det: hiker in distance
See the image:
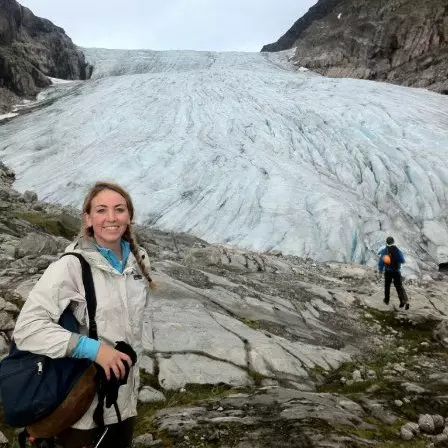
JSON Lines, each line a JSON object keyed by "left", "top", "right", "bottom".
{"left": 12, "top": 182, "right": 154, "bottom": 448}
{"left": 378, "top": 236, "right": 409, "bottom": 310}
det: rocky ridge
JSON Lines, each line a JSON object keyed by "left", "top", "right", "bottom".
{"left": 0, "top": 0, "right": 91, "bottom": 112}
{"left": 2, "top": 161, "right": 448, "bottom": 446}
{"left": 262, "top": 0, "right": 448, "bottom": 94}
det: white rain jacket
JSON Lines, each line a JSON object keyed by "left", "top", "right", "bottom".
{"left": 13, "top": 236, "right": 151, "bottom": 430}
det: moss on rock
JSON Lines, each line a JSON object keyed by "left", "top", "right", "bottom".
{"left": 13, "top": 211, "right": 80, "bottom": 239}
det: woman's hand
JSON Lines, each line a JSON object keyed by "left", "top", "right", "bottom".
{"left": 95, "top": 343, "right": 132, "bottom": 381}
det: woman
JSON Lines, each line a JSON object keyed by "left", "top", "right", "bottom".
{"left": 13, "top": 181, "right": 153, "bottom": 448}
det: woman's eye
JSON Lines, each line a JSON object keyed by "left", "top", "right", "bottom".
{"left": 97, "top": 209, "right": 106, "bottom": 214}
{"left": 116, "top": 208, "right": 126, "bottom": 213}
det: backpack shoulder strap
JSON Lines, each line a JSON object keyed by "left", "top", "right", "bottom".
{"left": 60, "top": 252, "right": 98, "bottom": 340}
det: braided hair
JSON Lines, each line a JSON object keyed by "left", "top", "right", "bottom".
{"left": 80, "top": 181, "right": 154, "bottom": 286}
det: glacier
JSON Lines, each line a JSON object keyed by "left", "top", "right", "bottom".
{"left": 1, "top": 48, "right": 448, "bottom": 274}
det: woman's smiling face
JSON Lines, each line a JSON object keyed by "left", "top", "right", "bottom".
{"left": 84, "top": 189, "right": 131, "bottom": 248}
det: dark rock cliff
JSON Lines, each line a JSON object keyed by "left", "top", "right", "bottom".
{"left": 262, "top": 0, "right": 448, "bottom": 94}
{"left": 0, "top": 0, "right": 92, "bottom": 111}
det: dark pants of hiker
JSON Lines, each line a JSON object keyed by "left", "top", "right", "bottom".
{"left": 384, "top": 271, "right": 408, "bottom": 305}
{"left": 56, "top": 417, "right": 135, "bottom": 448}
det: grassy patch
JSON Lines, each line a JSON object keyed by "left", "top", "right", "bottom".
{"left": 13, "top": 212, "right": 80, "bottom": 239}
{"left": 362, "top": 307, "right": 437, "bottom": 347}
{"left": 332, "top": 417, "right": 427, "bottom": 447}
{"left": 247, "top": 369, "right": 264, "bottom": 386}
{"left": 397, "top": 393, "right": 448, "bottom": 421}
{"left": 314, "top": 355, "right": 399, "bottom": 395}
{"left": 135, "top": 383, "right": 246, "bottom": 439}
{"left": 139, "top": 368, "right": 160, "bottom": 390}
{"left": 338, "top": 417, "right": 401, "bottom": 440}
{"left": 240, "top": 318, "right": 260, "bottom": 330}
{"left": 312, "top": 304, "right": 448, "bottom": 444}
{"left": 169, "top": 419, "right": 313, "bottom": 448}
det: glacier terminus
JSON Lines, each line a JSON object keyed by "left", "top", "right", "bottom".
{"left": 1, "top": 48, "right": 447, "bottom": 275}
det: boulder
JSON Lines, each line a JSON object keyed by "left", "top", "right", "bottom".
{"left": 15, "top": 232, "right": 67, "bottom": 258}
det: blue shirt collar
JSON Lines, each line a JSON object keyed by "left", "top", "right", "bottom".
{"left": 94, "top": 239, "right": 131, "bottom": 273}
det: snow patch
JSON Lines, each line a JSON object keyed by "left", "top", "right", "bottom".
{"left": 49, "top": 77, "right": 77, "bottom": 85}
{"left": 0, "top": 112, "right": 18, "bottom": 121}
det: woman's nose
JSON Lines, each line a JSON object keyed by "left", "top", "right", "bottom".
{"left": 106, "top": 210, "right": 116, "bottom": 221}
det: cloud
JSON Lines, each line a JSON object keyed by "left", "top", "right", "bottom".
{"left": 18, "top": 0, "right": 317, "bottom": 51}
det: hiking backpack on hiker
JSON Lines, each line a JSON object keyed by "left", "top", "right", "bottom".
{"left": 383, "top": 246, "right": 400, "bottom": 271}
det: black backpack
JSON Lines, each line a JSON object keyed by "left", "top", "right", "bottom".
{"left": 386, "top": 245, "right": 400, "bottom": 271}
{"left": 0, "top": 253, "right": 98, "bottom": 430}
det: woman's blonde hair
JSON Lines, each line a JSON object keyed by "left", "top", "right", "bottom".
{"left": 81, "top": 181, "right": 153, "bottom": 286}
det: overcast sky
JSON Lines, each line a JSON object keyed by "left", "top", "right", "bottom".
{"left": 18, "top": 0, "right": 318, "bottom": 52}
